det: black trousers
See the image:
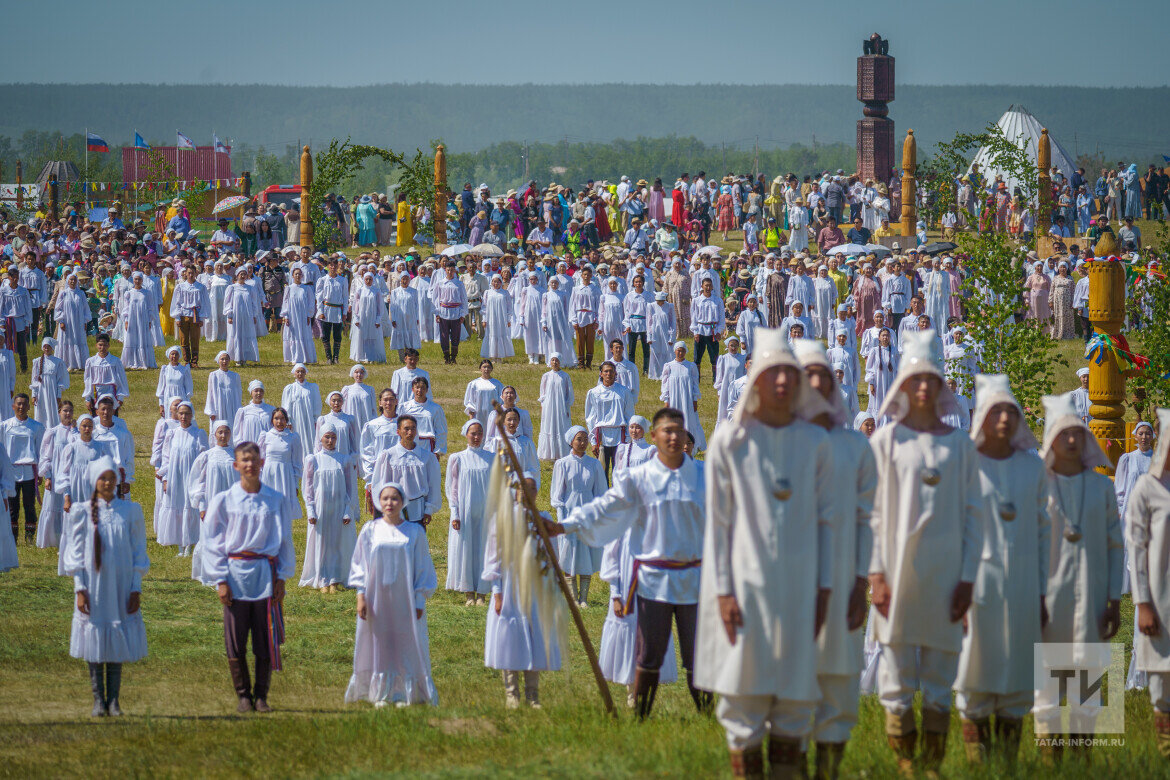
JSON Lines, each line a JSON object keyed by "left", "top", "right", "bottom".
{"left": 635, "top": 596, "right": 697, "bottom": 673}
{"left": 438, "top": 317, "right": 462, "bottom": 358}
{"left": 627, "top": 331, "right": 649, "bottom": 374}
{"left": 890, "top": 312, "right": 905, "bottom": 330}
{"left": 224, "top": 600, "right": 272, "bottom": 700}
{"left": 600, "top": 444, "right": 617, "bottom": 485}
{"left": 9, "top": 478, "right": 36, "bottom": 537}
{"left": 30, "top": 308, "right": 42, "bottom": 340}
{"left": 694, "top": 334, "right": 719, "bottom": 378}
{"left": 319, "top": 321, "right": 342, "bottom": 360}
{"left": 14, "top": 328, "right": 27, "bottom": 371}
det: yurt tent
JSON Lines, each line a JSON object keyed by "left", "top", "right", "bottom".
{"left": 968, "top": 105, "right": 1075, "bottom": 197}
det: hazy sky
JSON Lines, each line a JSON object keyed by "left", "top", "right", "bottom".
{"left": 8, "top": 0, "right": 1163, "bottom": 87}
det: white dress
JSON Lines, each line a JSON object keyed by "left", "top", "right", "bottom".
{"left": 223, "top": 283, "right": 260, "bottom": 363}
{"left": 349, "top": 285, "right": 387, "bottom": 363}
{"left": 479, "top": 288, "right": 515, "bottom": 359}
{"left": 149, "top": 418, "right": 178, "bottom": 534}
{"left": 53, "top": 287, "right": 91, "bottom": 370}
{"left": 203, "top": 369, "right": 242, "bottom": 423}
{"left": 280, "top": 284, "right": 317, "bottom": 364}
{"left": 157, "top": 424, "right": 208, "bottom": 547}
{"left": 36, "top": 423, "right": 76, "bottom": 550}
{"left": 187, "top": 445, "right": 237, "bottom": 585}
{"left": 205, "top": 275, "right": 230, "bottom": 341}
{"left": 30, "top": 355, "right": 70, "bottom": 427}
{"left": 120, "top": 288, "right": 158, "bottom": 368}
{"left": 482, "top": 509, "right": 561, "bottom": 671}
{"left": 346, "top": 519, "right": 438, "bottom": 705}
{"left": 659, "top": 359, "right": 705, "bottom": 452}
{"left": 647, "top": 303, "right": 677, "bottom": 380}
{"left": 463, "top": 377, "right": 503, "bottom": 429}
{"left": 281, "top": 380, "right": 322, "bottom": 445}
{"left": 155, "top": 364, "right": 193, "bottom": 408}
{"left": 259, "top": 428, "right": 304, "bottom": 522}
{"left": 552, "top": 453, "right": 609, "bottom": 576}
{"left": 301, "top": 450, "right": 358, "bottom": 588}
{"left": 388, "top": 287, "right": 421, "bottom": 351}
{"left": 64, "top": 498, "right": 149, "bottom": 663}
{"left": 520, "top": 286, "right": 544, "bottom": 356}
{"left": 341, "top": 384, "right": 376, "bottom": 433}
{"left": 231, "top": 402, "right": 273, "bottom": 446}
{"left": 444, "top": 445, "right": 493, "bottom": 593}
{"left": 541, "top": 290, "right": 577, "bottom": 368}
{"left": 537, "top": 370, "right": 574, "bottom": 461}
{"left": 713, "top": 353, "right": 745, "bottom": 427}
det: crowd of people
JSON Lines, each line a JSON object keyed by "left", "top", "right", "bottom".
{"left": 0, "top": 168, "right": 1167, "bottom": 778}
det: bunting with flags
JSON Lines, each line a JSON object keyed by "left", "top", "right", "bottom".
{"left": 176, "top": 130, "right": 195, "bottom": 150}
{"left": 86, "top": 132, "right": 109, "bottom": 152}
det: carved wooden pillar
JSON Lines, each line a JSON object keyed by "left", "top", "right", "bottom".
{"left": 299, "top": 145, "right": 313, "bottom": 248}
{"left": 14, "top": 160, "right": 22, "bottom": 210}
{"left": 434, "top": 144, "right": 447, "bottom": 251}
{"left": 1036, "top": 129, "right": 1052, "bottom": 238}
{"left": 48, "top": 177, "right": 58, "bottom": 223}
{"left": 900, "top": 130, "right": 916, "bottom": 237}
{"left": 1086, "top": 254, "right": 1126, "bottom": 473}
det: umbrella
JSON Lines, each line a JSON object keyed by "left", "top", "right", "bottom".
{"left": 695, "top": 245, "right": 723, "bottom": 256}
{"left": 826, "top": 243, "right": 869, "bottom": 256}
{"left": 920, "top": 241, "right": 959, "bottom": 256}
{"left": 440, "top": 243, "right": 473, "bottom": 257}
{"left": 471, "top": 242, "right": 505, "bottom": 257}
{"left": 212, "top": 195, "right": 249, "bottom": 215}
{"left": 862, "top": 243, "right": 894, "bottom": 258}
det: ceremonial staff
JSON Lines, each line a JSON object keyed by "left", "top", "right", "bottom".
{"left": 489, "top": 399, "right": 616, "bottom": 716}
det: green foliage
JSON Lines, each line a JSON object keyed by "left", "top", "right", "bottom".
{"left": 1126, "top": 221, "right": 1170, "bottom": 417}
{"left": 924, "top": 124, "right": 1064, "bottom": 428}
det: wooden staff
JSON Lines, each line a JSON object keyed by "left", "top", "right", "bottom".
{"left": 489, "top": 399, "right": 616, "bottom": 717}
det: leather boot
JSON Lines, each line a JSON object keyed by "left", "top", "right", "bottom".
{"left": 766, "top": 737, "right": 804, "bottom": 780}
{"left": 253, "top": 656, "right": 272, "bottom": 712}
{"left": 994, "top": 716, "right": 1023, "bottom": 762}
{"left": 920, "top": 708, "right": 950, "bottom": 776}
{"left": 1156, "top": 712, "right": 1170, "bottom": 759}
{"left": 960, "top": 717, "right": 990, "bottom": 763}
{"left": 228, "top": 658, "right": 253, "bottom": 712}
{"left": 884, "top": 709, "right": 915, "bottom": 778}
{"left": 523, "top": 671, "right": 541, "bottom": 709}
{"left": 685, "top": 671, "right": 714, "bottom": 715}
{"left": 89, "top": 663, "right": 107, "bottom": 717}
{"left": 503, "top": 670, "right": 521, "bottom": 709}
{"left": 105, "top": 663, "right": 123, "bottom": 716}
{"left": 632, "top": 667, "right": 659, "bottom": 721}
{"left": 729, "top": 746, "right": 765, "bottom": 780}
{"left": 814, "top": 742, "right": 844, "bottom": 780}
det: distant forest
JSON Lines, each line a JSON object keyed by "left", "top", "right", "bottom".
{"left": 2, "top": 81, "right": 1165, "bottom": 198}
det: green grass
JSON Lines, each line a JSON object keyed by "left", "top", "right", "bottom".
{"left": 0, "top": 269, "right": 1160, "bottom": 778}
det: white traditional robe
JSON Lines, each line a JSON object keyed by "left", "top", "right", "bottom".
{"left": 444, "top": 445, "right": 493, "bottom": 594}
{"left": 360, "top": 415, "right": 399, "bottom": 482}
{"left": 480, "top": 288, "right": 514, "bottom": 359}
{"left": 391, "top": 367, "right": 432, "bottom": 404}
{"left": 120, "top": 288, "right": 158, "bottom": 368}
{"left": 647, "top": 302, "right": 677, "bottom": 379}
{"left": 223, "top": 283, "right": 260, "bottom": 363}
{"left": 863, "top": 345, "right": 898, "bottom": 417}
{"left": 346, "top": 518, "right": 438, "bottom": 705}
{"left": 1128, "top": 473, "right": 1170, "bottom": 674}
{"left": 64, "top": 498, "right": 149, "bottom": 663}
{"left": 341, "top": 383, "right": 376, "bottom": 433}
{"left": 280, "top": 284, "right": 317, "bottom": 364}
{"left": 203, "top": 369, "right": 241, "bottom": 424}
{"left": 205, "top": 275, "right": 230, "bottom": 341}
{"left": 349, "top": 285, "right": 387, "bottom": 363}
{"left": 36, "top": 423, "right": 76, "bottom": 550}
{"left": 259, "top": 428, "right": 304, "bottom": 522}
{"left": 463, "top": 377, "right": 503, "bottom": 429}
{"left": 83, "top": 353, "right": 129, "bottom": 407}
{"left": 30, "top": 355, "right": 69, "bottom": 426}
{"left": 659, "top": 359, "right": 705, "bottom": 452}
{"left": 157, "top": 424, "right": 208, "bottom": 548}
{"left": 713, "top": 353, "right": 745, "bottom": 427}
{"left": 388, "top": 287, "right": 421, "bottom": 351}
{"left": 519, "top": 286, "right": 544, "bottom": 357}
{"left": 537, "top": 370, "right": 574, "bottom": 461}
{"left": 187, "top": 445, "right": 236, "bottom": 585}
{"left": 155, "top": 364, "right": 193, "bottom": 408}
{"left": 812, "top": 277, "right": 837, "bottom": 339}
{"left": 232, "top": 402, "right": 273, "bottom": 446}
{"left": 371, "top": 443, "right": 441, "bottom": 522}
{"left": 585, "top": 383, "right": 634, "bottom": 449}
{"left": 53, "top": 287, "right": 91, "bottom": 369}
{"left": 541, "top": 290, "right": 576, "bottom": 368}
{"left": 923, "top": 271, "right": 950, "bottom": 337}
{"left": 551, "top": 452, "right": 608, "bottom": 576}
{"left": 398, "top": 399, "right": 448, "bottom": 456}
{"left": 281, "top": 380, "right": 322, "bottom": 444}
{"left": 301, "top": 449, "right": 358, "bottom": 588}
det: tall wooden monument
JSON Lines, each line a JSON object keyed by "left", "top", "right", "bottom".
{"left": 856, "top": 33, "right": 895, "bottom": 185}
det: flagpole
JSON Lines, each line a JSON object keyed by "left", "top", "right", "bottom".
{"left": 213, "top": 130, "right": 218, "bottom": 207}
{"left": 133, "top": 130, "right": 138, "bottom": 215}
{"left": 84, "top": 127, "right": 89, "bottom": 212}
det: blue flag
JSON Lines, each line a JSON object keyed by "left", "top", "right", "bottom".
{"left": 134, "top": 132, "right": 150, "bottom": 150}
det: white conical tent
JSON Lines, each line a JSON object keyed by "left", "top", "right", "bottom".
{"left": 968, "top": 105, "right": 1076, "bottom": 197}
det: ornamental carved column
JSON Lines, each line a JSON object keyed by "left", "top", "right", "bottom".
{"left": 434, "top": 144, "right": 447, "bottom": 251}
{"left": 299, "top": 145, "right": 313, "bottom": 248}
{"left": 856, "top": 33, "right": 895, "bottom": 184}
{"left": 1086, "top": 249, "right": 1126, "bottom": 474}
{"left": 1036, "top": 129, "right": 1052, "bottom": 238}
{"left": 900, "top": 130, "right": 916, "bottom": 237}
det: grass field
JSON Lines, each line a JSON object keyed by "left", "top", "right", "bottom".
{"left": 0, "top": 233, "right": 1162, "bottom": 779}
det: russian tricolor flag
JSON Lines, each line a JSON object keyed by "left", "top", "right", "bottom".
{"left": 86, "top": 132, "right": 109, "bottom": 152}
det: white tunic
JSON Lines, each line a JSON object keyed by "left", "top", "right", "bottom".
{"left": 155, "top": 364, "right": 193, "bottom": 408}
{"left": 341, "top": 383, "right": 376, "bottom": 433}
{"left": 391, "top": 367, "right": 432, "bottom": 405}
{"left": 659, "top": 359, "right": 705, "bottom": 452}
{"left": 30, "top": 355, "right": 69, "bottom": 427}
{"left": 1042, "top": 470, "right": 1123, "bottom": 645}
{"left": 36, "top": 423, "right": 76, "bottom": 550}
{"left": 280, "top": 284, "right": 317, "bottom": 364}
{"left": 372, "top": 443, "right": 441, "bottom": 521}
{"left": 552, "top": 453, "right": 609, "bottom": 576}
{"left": 1128, "top": 473, "right": 1170, "bottom": 671}
{"left": 157, "top": 424, "right": 208, "bottom": 547}
{"left": 541, "top": 290, "right": 576, "bottom": 368}
{"left": 346, "top": 519, "right": 438, "bottom": 705}
{"left": 585, "top": 383, "right": 634, "bottom": 448}
{"left": 695, "top": 419, "right": 832, "bottom": 699}
{"left": 82, "top": 354, "right": 129, "bottom": 405}
{"left": 444, "top": 446, "right": 493, "bottom": 593}
{"left": 537, "top": 370, "right": 574, "bottom": 461}
{"left": 203, "top": 483, "right": 295, "bottom": 602}
{"left": 713, "top": 353, "right": 746, "bottom": 427}
{"left": 231, "top": 402, "right": 274, "bottom": 446}
{"left": 259, "top": 428, "right": 304, "bottom": 522}
{"left": 397, "top": 399, "right": 448, "bottom": 455}
{"left": 869, "top": 425, "right": 984, "bottom": 652}
{"left": 463, "top": 377, "right": 503, "bottom": 429}
{"left": 388, "top": 286, "right": 422, "bottom": 351}
{"left": 956, "top": 451, "right": 1050, "bottom": 695}
{"left": 64, "top": 498, "right": 149, "bottom": 663}
{"left": 281, "top": 380, "right": 322, "bottom": 444}
{"left": 480, "top": 288, "right": 515, "bottom": 359}
{"left": 359, "top": 415, "right": 399, "bottom": 481}
{"left": 94, "top": 418, "right": 135, "bottom": 485}
{"left": 223, "top": 283, "right": 260, "bottom": 363}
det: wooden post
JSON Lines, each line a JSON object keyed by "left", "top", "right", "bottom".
{"left": 1036, "top": 129, "right": 1052, "bottom": 238}
{"left": 299, "top": 146, "right": 313, "bottom": 248}
{"left": 900, "top": 129, "right": 916, "bottom": 237}
{"left": 14, "top": 160, "right": 22, "bottom": 210}
{"left": 1086, "top": 255, "right": 1126, "bottom": 474}
{"left": 489, "top": 400, "right": 617, "bottom": 717}
{"left": 433, "top": 145, "right": 447, "bottom": 251}
{"left": 48, "top": 177, "right": 58, "bottom": 223}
